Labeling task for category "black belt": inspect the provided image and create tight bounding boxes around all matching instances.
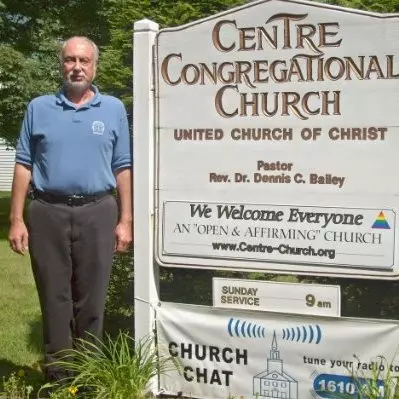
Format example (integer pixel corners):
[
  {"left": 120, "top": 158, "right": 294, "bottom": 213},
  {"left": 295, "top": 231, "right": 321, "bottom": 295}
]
[{"left": 32, "top": 189, "right": 113, "bottom": 206}]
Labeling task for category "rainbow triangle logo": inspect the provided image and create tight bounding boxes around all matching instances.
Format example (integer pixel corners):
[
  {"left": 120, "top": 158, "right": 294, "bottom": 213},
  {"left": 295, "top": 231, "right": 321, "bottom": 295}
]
[{"left": 372, "top": 211, "right": 390, "bottom": 229}]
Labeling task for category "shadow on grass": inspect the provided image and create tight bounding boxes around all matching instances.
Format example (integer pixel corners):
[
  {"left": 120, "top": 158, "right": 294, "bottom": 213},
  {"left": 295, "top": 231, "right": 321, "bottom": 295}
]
[
  {"left": 0, "top": 315, "right": 44, "bottom": 391},
  {"left": 27, "top": 314, "right": 44, "bottom": 357},
  {"left": 0, "top": 357, "right": 44, "bottom": 396}
]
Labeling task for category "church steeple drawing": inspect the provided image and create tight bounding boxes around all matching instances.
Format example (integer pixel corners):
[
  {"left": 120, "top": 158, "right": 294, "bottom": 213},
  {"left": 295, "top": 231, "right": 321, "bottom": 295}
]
[
  {"left": 253, "top": 331, "right": 298, "bottom": 398},
  {"left": 268, "top": 331, "right": 284, "bottom": 375}
]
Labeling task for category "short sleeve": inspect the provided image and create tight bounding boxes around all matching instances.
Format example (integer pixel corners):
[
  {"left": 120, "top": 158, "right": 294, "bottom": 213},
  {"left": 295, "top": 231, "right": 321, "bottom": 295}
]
[
  {"left": 15, "top": 103, "right": 34, "bottom": 166},
  {"left": 112, "top": 103, "right": 132, "bottom": 171}
]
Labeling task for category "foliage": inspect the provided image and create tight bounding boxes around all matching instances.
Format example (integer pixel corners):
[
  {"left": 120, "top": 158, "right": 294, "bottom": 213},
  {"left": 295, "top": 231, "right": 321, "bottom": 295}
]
[
  {"left": 313, "top": 354, "right": 399, "bottom": 398},
  {"left": 349, "top": 355, "right": 399, "bottom": 399},
  {"left": 298, "top": 275, "right": 399, "bottom": 319},
  {"left": 105, "top": 251, "right": 134, "bottom": 336},
  {"left": 325, "top": 0, "right": 398, "bottom": 12},
  {"left": 0, "top": 0, "right": 107, "bottom": 50},
  {"left": 0, "top": 0, "right": 107, "bottom": 146},
  {"left": 97, "top": 0, "right": 247, "bottom": 111},
  {"left": 0, "top": 44, "right": 59, "bottom": 147},
  {"left": 0, "top": 371, "right": 33, "bottom": 399},
  {"left": 0, "top": 0, "right": 251, "bottom": 143},
  {"left": 39, "top": 332, "right": 179, "bottom": 399},
  {"left": 46, "top": 385, "right": 79, "bottom": 399},
  {"left": 323, "top": 355, "right": 399, "bottom": 399}
]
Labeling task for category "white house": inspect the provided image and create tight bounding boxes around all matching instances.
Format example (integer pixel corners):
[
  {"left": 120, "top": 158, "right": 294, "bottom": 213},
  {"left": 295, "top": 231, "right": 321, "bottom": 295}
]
[{"left": 0, "top": 138, "right": 15, "bottom": 191}]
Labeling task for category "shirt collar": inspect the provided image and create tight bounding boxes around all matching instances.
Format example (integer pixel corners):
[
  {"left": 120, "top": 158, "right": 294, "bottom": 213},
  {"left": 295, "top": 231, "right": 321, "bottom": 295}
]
[{"left": 56, "top": 85, "right": 101, "bottom": 108}]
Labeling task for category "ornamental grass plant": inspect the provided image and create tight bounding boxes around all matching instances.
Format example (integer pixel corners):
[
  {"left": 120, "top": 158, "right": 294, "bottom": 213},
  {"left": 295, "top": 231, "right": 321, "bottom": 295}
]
[
  {"left": 349, "top": 355, "right": 399, "bottom": 399},
  {"left": 38, "top": 332, "right": 179, "bottom": 399},
  {"left": 324, "top": 355, "right": 399, "bottom": 399}
]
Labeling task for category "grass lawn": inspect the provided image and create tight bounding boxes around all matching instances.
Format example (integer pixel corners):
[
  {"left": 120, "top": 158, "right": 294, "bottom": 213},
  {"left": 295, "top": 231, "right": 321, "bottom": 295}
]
[{"left": 0, "top": 192, "right": 44, "bottom": 388}]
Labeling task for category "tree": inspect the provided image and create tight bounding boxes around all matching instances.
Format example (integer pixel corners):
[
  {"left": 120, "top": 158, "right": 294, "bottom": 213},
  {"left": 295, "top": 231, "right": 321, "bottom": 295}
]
[
  {"left": 0, "top": 0, "right": 107, "bottom": 145},
  {"left": 326, "top": 0, "right": 397, "bottom": 12},
  {"left": 0, "top": 45, "right": 59, "bottom": 146},
  {"left": 97, "top": 0, "right": 247, "bottom": 112}
]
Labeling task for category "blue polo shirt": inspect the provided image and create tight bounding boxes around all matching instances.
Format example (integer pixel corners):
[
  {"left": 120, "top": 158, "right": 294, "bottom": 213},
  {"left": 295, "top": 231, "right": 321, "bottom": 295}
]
[{"left": 16, "top": 86, "right": 132, "bottom": 195}]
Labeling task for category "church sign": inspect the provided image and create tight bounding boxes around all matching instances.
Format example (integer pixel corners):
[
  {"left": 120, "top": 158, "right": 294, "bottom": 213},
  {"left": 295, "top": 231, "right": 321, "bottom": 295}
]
[{"left": 154, "top": 0, "right": 399, "bottom": 278}]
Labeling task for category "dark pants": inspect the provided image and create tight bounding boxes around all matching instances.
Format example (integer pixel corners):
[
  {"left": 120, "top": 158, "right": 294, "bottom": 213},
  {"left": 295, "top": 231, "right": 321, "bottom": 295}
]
[{"left": 27, "top": 195, "right": 118, "bottom": 381}]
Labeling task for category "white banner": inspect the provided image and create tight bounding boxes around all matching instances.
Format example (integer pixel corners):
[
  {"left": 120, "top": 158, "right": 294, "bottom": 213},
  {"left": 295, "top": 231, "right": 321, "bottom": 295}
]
[{"left": 157, "top": 302, "right": 399, "bottom": 399}]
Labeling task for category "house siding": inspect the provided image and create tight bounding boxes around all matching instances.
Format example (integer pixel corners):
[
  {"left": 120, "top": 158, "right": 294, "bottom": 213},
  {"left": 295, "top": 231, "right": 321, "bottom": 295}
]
[{"left": 0, "top": 140, "right": 15, "bottom": 191}]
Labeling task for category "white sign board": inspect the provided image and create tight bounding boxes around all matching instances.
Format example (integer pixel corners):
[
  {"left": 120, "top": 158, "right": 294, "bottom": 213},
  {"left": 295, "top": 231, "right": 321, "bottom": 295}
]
[
  {"left": 157, "top": 302, "right": 399, "bottom": 399},
  {"left": 213, "top": 278, "right": 341, "bottom": 316},
  {"left": 163, "top": 202, "right": 395, "bottom": 269},
  {"left": 154, "top": 0, "right": 399, "bottom": 278}
]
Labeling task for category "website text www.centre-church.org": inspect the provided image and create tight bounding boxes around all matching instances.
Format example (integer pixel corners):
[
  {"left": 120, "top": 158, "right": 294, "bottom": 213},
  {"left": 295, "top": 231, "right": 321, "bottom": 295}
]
[{"left": 211, "top": 241, "right": 336, "bottom": 259}]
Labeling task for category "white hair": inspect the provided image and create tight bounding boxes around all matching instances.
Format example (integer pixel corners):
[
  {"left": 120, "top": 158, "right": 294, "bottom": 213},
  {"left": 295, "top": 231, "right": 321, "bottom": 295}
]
[{"left": 59, "top": 36, "right": 99, "bottom": 64}]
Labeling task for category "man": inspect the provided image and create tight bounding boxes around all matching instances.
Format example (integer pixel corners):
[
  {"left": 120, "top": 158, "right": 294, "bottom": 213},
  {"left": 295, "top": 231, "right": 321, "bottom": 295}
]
[{"left": 8, "top": 36, "right": 133, "bottom": 382}]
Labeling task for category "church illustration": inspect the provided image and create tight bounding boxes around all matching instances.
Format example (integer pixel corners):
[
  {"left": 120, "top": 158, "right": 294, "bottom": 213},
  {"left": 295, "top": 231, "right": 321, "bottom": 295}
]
[{"left": 253, "top": 331, "right": 298, "bottom": 398}]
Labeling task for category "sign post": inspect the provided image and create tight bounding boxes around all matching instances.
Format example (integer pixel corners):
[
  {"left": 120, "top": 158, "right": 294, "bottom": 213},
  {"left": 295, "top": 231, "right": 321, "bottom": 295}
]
[{"left": 133, "top": 19, "right": 160, "bottom": 345}]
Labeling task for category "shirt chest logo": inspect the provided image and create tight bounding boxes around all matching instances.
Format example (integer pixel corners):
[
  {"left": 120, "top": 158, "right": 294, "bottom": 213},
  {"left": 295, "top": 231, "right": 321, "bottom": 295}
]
[{"left": 92, "top": 121, "right": 105, "bottom": 135}]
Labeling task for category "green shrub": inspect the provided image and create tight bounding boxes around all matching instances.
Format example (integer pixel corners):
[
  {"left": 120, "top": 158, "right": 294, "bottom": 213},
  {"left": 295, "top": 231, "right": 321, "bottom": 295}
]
[{"left": 39, "top": 332, "right": 179, "bottom": 399}]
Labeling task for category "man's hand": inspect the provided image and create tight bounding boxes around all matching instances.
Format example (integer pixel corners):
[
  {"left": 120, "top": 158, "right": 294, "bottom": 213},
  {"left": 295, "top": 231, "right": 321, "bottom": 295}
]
[
  {"left": 114, "top": 220, "right": 133, "bottom": 252},
  {"left": 8, "top": 219, "right": 29, "bottom": 255}
]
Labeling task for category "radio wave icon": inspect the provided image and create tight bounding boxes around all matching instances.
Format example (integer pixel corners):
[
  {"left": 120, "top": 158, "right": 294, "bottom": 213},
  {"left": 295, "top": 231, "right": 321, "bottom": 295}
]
[
  {"left": 281, "top": 325, "right": 322, "bottom": 344},
  {"left": 227, "top": 318, "right": 266, "bottom": 338}
]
